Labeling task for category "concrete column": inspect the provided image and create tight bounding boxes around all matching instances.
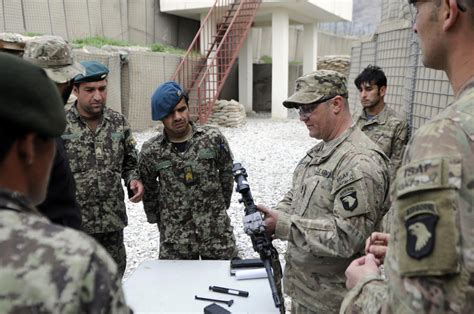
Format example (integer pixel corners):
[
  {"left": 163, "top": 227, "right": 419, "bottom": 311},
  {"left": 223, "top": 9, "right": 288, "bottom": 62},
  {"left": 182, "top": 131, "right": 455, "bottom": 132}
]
[
  {"left": 271, "top": 10, "right": 289, "bottom": 119},
  {"left": 303, "top": 23, "right": 318, "bottom": 74},
  {"left": 239, "top": 29, "right": 253, "bottom": 113}
]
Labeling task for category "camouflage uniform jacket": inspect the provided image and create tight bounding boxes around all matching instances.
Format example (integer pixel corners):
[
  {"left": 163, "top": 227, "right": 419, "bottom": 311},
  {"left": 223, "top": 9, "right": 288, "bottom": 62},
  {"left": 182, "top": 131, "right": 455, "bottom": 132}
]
[
  {"left": 340, "top": 80, "right": 474, "bottom": 313},
  {"left": 274, "top": 125, "right": 390, "bottom": 312},
  {"left": 62, "top": 104, "right": 139, "bottom": 234},
  {"left": 0, "top": 188, "right": 129, "bottom": 313},
  {"left": 354, "top": 105, "right": 409, "bottom": 182},
  {"left": 139, "top": 123, "right": 236, "bottom": 257}
]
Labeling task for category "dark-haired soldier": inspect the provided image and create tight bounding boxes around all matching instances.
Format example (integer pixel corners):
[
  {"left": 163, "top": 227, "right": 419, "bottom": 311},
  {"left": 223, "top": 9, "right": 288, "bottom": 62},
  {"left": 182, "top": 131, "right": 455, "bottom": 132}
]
[
  {"left": 354, "top": 65, "right": 409, "bottom": 183},
  {"left": 139, "top": 81, "right": 237, "bottom": 260},
  {"left": 0, "top": 52, "right": 129, "bottom": 313},
  {"left": 62, "top": 60, "right": 143, "bottom": 277}
]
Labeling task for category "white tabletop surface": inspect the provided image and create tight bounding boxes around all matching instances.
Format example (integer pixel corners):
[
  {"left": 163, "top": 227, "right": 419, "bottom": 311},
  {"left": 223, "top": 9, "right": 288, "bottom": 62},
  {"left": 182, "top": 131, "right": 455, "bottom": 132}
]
[{"left": 123, "top": 260, "right": 280, "bottom": 313}]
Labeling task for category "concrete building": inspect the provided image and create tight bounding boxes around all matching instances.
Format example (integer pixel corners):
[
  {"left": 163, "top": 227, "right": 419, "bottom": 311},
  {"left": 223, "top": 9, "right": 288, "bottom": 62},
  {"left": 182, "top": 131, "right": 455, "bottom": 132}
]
[{"left": 160, "top": 0, "right": 352, "bottom": 118}]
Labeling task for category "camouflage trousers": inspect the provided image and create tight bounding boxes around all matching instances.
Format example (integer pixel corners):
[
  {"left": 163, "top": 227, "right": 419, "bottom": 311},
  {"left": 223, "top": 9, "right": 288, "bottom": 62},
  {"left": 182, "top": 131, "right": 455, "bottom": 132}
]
[
  {"left": 91, "top": 230, "right": 126, "bottom": 277},
  {"left": 158, "top": 232, "right": 238, "bottom": 260}
]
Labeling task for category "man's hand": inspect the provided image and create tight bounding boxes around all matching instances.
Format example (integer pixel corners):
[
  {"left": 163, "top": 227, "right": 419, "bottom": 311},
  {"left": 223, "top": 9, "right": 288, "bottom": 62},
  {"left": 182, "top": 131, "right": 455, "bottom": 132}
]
[
  {"left": 129, "top": 179, "right": 144, "bottom": 203},
  {"left": 365, "top": 232, "right": 390, "bottom": 264},
  {"left": 256, "top": 204, "right": 278, "bottom": 236},
  {"left": 345, "top": 253, "right": 381, "bottom": 289}
]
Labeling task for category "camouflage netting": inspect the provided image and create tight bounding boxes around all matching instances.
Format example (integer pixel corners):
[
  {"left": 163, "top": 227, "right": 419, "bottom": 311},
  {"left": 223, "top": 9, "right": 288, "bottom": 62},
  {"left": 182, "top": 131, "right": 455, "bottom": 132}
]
[
  {"left": 317, "top": 55, "right": 351, "bottom": 78},
  {"left": 207, "top": 99, "right": 246, "bottom": 128}
]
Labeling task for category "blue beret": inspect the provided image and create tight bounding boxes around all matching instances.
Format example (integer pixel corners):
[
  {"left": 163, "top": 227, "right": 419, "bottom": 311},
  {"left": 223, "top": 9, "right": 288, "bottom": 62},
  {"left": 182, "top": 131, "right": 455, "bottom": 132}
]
[
  {"left": 74, "top": 60, "right": 109, "bottom": 83},
  {"left": 151, "top": 81, "right": 186, "bottom": 121}
]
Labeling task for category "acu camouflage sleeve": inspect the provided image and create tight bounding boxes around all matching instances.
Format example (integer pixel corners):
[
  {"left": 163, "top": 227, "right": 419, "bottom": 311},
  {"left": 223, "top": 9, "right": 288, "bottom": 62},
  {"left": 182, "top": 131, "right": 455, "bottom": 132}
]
[
  {"left": 389, "top": 119, "right": 409, "bottom": 180},
  {"left": 275, "top": 158, "right": 305, "bottom": 214},
  {"left": 340, "top": 275, "right": 387, "bottom": 313},
  {"left": 216, "top": 132, "right": 234, "bottom": 208},
  {"left": 276, "top": 153, "right": 389, "bottom": 257},
  {"left": 121, "top": 117, "right": 140, "bottom": 185},
  {"left": 138, "top": 142, "right": 159, "bottom": 224},
  {"left": 80, "top": 245, "right": 130, "bottom": 313}
]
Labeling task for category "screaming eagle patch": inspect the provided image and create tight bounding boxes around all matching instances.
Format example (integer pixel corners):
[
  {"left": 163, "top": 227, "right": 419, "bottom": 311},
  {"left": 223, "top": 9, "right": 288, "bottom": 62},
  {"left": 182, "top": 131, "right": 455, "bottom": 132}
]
[
  {"left": 340, "top": 190, "right": 358, "bottom": 211},
  {"left": 405, "top": 202, "right": 438, "bottom": 259}
]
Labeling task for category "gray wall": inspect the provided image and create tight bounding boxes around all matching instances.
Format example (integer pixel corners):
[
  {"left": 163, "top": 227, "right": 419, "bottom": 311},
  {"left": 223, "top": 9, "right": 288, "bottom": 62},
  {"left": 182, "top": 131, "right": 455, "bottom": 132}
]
[
  {"left": 252, "top": 64, "right": 303, "bottom": 112},
  {"left": 0, "top": 0, "right": 198, "bottom": 48}
]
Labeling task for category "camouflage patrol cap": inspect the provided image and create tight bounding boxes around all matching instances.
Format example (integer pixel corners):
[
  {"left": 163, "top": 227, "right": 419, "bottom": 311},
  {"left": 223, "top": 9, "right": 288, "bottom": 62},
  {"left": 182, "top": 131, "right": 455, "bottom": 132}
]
[
  {"left": 283, "top": 70, "right": 348, "bottom": 108},
  {"left": 23, "top": 35, "right": 84, "bottom": 84},
  {"left": 0, "top": 52, "right": 66, "bottom": 137}
]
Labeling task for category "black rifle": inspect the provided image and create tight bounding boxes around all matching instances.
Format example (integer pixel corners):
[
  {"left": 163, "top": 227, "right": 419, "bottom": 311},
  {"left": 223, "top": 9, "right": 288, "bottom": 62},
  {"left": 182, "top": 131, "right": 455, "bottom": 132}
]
[{"left": 232, "top": 163, "right": 283, "bottom": 309}]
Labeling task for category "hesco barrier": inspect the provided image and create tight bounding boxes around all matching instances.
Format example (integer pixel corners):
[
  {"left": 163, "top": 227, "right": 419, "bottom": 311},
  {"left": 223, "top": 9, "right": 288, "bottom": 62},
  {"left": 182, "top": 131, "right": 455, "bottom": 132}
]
[{"left": 348, "top": 20, "right": 454, "bottom": 135}]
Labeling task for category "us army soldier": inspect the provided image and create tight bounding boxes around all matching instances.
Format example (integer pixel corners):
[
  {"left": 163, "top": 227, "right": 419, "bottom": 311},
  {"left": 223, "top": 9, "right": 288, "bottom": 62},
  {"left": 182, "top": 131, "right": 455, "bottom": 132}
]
[
  {"left": 23, "top": 35, "right": 84, "bottom": 230},
  {"left": 0, "top": 52, "right": 129, "bottom": 313},
  {"left": 342, "top": 0, "right": 474, "bottom": 312},
  {"left": 257, "top": 70, "right": 390, "bottom": 313},
  {"left": 62, "top": 61, "right": 144, "bottom": 277},
  {"left": 139, "top": 81, "right": 238, "bottom": 260}
]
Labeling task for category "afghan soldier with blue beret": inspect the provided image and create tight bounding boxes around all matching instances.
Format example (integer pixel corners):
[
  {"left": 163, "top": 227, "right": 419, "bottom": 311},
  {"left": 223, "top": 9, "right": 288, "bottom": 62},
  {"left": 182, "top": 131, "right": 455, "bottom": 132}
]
[
  {"left": 62, "top": 60, "right": 144, "bottom": 277},
  {"left": 0, "top": 52, "right": 129, "bottom": 313},
  {"left": 257, "top": 70, "right": 390, "bottom": 313},
  {"left": 139, "top": 81, "right": 238, "bottom": 260},
  {"left": 342, "top": 1, "right": 474, "bottom": 312},
  {"left": 22, "top": 35, "right": 84, "bottom": 230}
]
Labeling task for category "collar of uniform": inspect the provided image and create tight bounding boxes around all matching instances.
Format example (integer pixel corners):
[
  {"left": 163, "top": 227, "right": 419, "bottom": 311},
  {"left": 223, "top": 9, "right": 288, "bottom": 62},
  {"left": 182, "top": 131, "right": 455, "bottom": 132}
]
[
  {"left": 161, "top": 121, "right": 203, "bottom": 144},
  {"left": 307, "top": 125, "right": 355, "bottom": 164},
  {"left": 456, "top": 75, "right": 474, "bottom": 100},
  {"left": 0, "top": 187, "right": 39, "bottom": 215},
  {"left": 71, "top": 101, "right": 109, "bottom": 122},
  {"left": 360, "top": 105, "right": 389, "bottom": 125}
]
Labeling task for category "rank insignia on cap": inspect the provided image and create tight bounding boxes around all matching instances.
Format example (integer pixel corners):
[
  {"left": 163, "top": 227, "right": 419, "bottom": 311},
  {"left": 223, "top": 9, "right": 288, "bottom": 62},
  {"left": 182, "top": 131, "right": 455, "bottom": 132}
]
[
  {"left": 177, "top": 90, "right": 182, "bottom": 97},
  {"left": 405, "top": 203, "right": 438, "bottom": 259},
  {"left": 340, "top": 191, "right": 358, "bottom": 211}
]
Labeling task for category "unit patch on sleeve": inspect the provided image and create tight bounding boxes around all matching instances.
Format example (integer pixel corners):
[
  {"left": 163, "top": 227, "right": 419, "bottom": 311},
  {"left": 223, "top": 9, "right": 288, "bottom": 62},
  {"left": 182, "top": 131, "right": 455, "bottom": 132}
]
[
  {"left": 405, "top": 202, "right": 438, "bottom": 259},
  {"left": 339, "top": 190, "right": 358, "bottom": 212}
]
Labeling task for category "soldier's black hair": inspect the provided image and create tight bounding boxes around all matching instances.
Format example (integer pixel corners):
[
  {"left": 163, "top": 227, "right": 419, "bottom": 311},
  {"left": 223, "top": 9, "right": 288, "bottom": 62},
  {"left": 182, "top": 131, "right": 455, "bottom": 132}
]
[
  {"left": 354, "top": 65, "right": 387, "bottom": 91},
  {"left": 0, "top": 119, "right": 28, "bottom": 163}
]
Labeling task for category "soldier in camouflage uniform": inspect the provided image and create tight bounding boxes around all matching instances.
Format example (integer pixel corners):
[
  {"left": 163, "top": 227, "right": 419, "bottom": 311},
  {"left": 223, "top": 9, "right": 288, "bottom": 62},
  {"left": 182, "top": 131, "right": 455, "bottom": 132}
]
[
  {"left": 139, "top": 81, "right": 237, "bottom": 259},
  {"left": 257, "top": 70, "right": 390, "bottom": 313},
  {"left": 0, "top": 53, "right": 129, "bottom": 313},
  {"left": 354, "top": 65, "right": 409, "bottom": 232},
  {"left": 22, "top": 35, "right": 84, "bottom": 230},
  {"left": 354, "top": 65, "right": 408, "bottom": 181},
  {"left": 342, "top": 1, "right": 474, "bottom": 312},
  {"left": 62, "top": 61, "right": 144, "bottom": 276}
]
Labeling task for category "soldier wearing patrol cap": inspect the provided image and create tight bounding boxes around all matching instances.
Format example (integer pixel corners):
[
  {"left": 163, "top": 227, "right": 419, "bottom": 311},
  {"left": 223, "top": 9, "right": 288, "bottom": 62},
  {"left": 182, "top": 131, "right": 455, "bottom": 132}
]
[
  {"left": 256, "top": 70, "right": 390, "bottom": 313},
  {"left": 342, "top": 0, "right": 474, "bottom": 312},
  {"left": 0, "top": 52, "right": 129, "bottom": 313},
  {"left": 22, "top": 35, "right": 84, "bottom": 230},
  {"left": 62, "top": 60, "right": 144, "bottom": 277},
  {"left": 139, "top": 81, "right": 238, "bottom": 260}
]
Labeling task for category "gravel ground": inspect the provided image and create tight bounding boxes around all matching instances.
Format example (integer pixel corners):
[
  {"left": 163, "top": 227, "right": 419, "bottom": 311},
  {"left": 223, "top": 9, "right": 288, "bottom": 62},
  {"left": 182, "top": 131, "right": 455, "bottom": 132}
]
[{"left": 123, "top": 113, "right": 318, "bottom": 309}]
